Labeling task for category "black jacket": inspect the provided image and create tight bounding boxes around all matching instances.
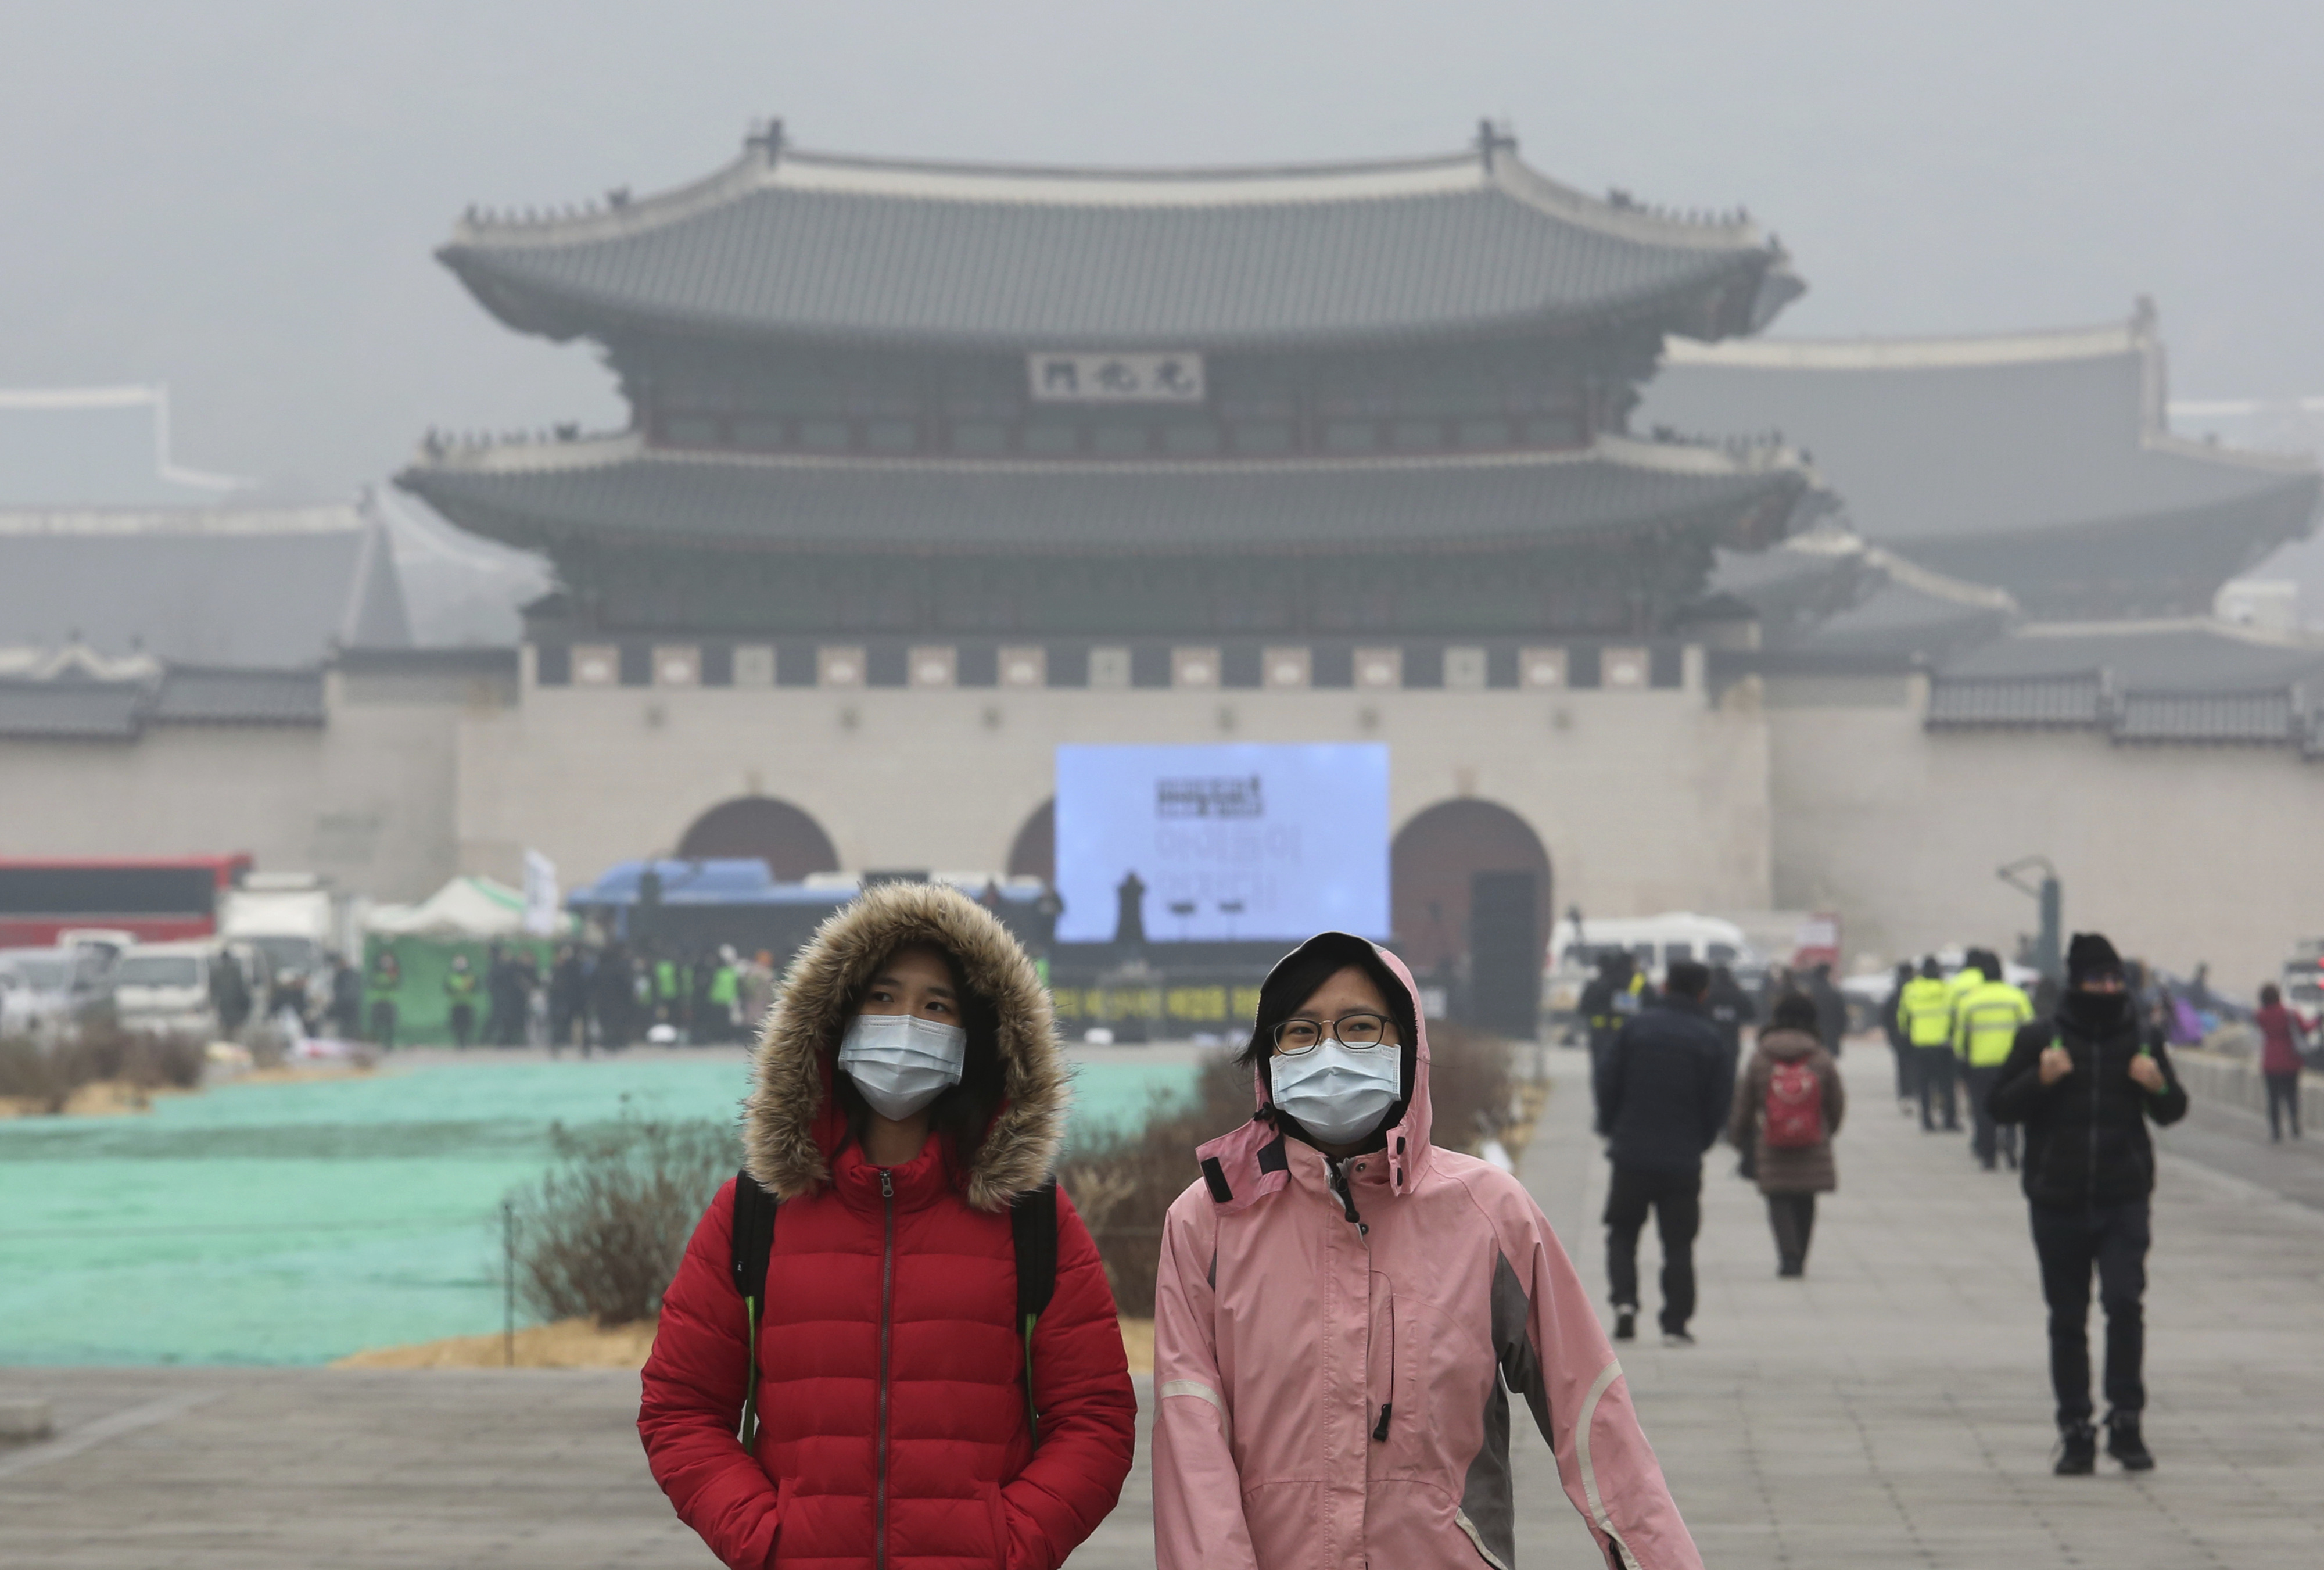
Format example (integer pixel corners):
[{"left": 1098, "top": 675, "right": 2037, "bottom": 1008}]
[
  {"left": 1703, "top": 973, "right": 1756, "bottom": 1064},
  {"left": 1597, "top": 997, "right": 1733, "bottom": 1175},
  {"left": 1989, "top": 1000, "right": 2189, "bottom": 1208}
]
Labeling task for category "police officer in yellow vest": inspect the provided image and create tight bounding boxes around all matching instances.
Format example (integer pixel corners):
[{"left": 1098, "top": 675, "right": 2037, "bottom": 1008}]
[
  {"left": 1954, "top": 948, "right": 2034, "bottom": 1170},
  {"left": 1899, "top": 956, "right": 1960, "bottom": 1132},
  {"left": 1581, "top": 949, "right": 1652, "bottom": 1114}
]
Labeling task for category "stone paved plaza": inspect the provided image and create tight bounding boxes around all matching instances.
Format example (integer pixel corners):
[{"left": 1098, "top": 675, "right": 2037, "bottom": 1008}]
[{"left": 3, "top": 1041, "right": 2321, "bottom": 1568}]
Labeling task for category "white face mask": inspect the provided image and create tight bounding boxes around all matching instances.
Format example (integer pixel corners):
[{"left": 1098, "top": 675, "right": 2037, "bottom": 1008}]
[
  {"left": 1270, "top": 1040, "right": 1402, "bottom": 1145},
  {"left": 838, "top": 1012, "right": 968, "bottom": 1121}
]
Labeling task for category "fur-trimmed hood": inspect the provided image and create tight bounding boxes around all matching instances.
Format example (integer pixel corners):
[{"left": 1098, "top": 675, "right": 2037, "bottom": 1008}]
[{"left": 743, "top": 881, "right": 1066, "bottom": 1212}]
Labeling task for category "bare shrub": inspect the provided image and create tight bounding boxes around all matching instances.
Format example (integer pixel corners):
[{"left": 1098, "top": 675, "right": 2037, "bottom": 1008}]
[
  {"left": 0, "top": 1038, "right": 67, "bottom": 1107},
  {"left": 1065, "top": 1026, "right": 1518, "bottom": 1315},
  {"left": 511, "top": 1117, "right": 743, "bottom": 1326},
  {"left": 1424, "top": 1023, "right": 1516, "bottom": 1149},
  {"left": 0, "top": 1027, "right": 206, "bottom": 1113}
]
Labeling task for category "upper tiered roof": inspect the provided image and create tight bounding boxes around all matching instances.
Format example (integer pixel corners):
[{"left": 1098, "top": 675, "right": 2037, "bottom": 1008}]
[{"left": 439, "top": 123, "right": 1799, "bottom": 351}]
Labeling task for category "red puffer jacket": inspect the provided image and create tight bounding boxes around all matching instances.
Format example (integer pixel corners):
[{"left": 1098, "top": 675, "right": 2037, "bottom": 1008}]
[{"left": 639, "top": 884, "right": 1136, "bottom": 1570}]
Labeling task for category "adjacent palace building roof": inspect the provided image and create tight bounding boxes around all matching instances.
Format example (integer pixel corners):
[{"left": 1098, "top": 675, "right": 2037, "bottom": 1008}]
[{"left": 1642, "top": 306, "right": 2321, "bottom": 618}]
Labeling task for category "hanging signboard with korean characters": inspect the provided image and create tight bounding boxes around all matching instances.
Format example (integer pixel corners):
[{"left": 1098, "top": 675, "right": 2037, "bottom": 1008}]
[{"left": 1027, "top": 352, "right": 1205, "bottom": 404}]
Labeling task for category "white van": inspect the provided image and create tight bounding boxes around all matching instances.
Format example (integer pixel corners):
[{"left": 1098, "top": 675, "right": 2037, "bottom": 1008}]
[
  {"left": 112, "top": 942, "right": 224, "bottom": 1039},
  {"left": 1544, "top": 913, "right": 1763, "bottom": 1019}
]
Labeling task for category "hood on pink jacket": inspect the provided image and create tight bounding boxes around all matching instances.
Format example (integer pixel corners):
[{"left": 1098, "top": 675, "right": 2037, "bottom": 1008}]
[
  {"left": 1153, "top": 934, "right": 1703, "bottom": 1570},
  {"left": 1197, "top": 930, "right": 1437, "bottom": 1216}
]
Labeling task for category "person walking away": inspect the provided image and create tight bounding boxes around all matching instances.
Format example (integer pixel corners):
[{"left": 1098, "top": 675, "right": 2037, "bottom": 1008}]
[
  {"left": 1580, "top": 948, "right": 1649, "bottom": 1099},
  {"left": 365, "top": 949, "right": 401, "bottom": 1050},
  {"left": 593, "top": 943, "right": 636, "bottom": 1049},
  {"left": 1728, "top": 992, "right": 1845, "bottom": 1276},
  {"left": 444, "top": 954, "right": 480, "bottom": 1048},
  {"left": 548, "top": 945, "right": 586, "bottom": 1056},
  {"left": 2255, "top": 983, "right": 2307, "bottom": 1140},
  {"left": 1152, "top": 931, "right": 1708, "bottom": 1570},
  {"left": 1705, "top": 963, "right": 1756, "bottom": 1081},
  {"left": 706, "top": 946, "right": 742, "bottom": 1044},
  {"left": 1881, "top": 960, "right": 1917, "bottom": 1113},
  {"left": 639, "top": 882, "right": 1134, "bottom": 1569},
  {"left": 325, "top": 954, "right": 362, "bottom": 1040},
  {"left": 1954, "top": 952, "right": 2033, "bottom": 1169},
  {"left": 1900, "top": 958, "right": 1959, "bottom": 1131},
  {"left": 738, "top": 949, "right": 778, "bottom": 1041},
  {"left": 1805, "top": 962, "right": 1848, "bottom": 1058},
  {"left": 1990, "top": 932, "right": 2188, "bottom": 1475},
  {"left": 1597, "top": 960, "right": 1731, "bottom": 1346}
]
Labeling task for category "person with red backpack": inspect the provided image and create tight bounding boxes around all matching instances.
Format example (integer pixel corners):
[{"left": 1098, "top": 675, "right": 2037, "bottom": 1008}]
[
  {"left": 637, "top": 882, "right": 1136, "bottom": 1569},
  {"left": 1728, "top": 991, "right": 1846, "bottom": 1277}
]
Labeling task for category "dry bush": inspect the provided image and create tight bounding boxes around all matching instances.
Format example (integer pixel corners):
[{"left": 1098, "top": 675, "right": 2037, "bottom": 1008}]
[
  {"left": 1423, "top": 1023, "right": 1517, "bottom": 1149},
  {"left": 511, "top": 1117, "right": 743, "bottom": 1327},
  {"left": 1064, "top": 1026, "right": 1518, "bottom": 1315},
  {"left": 0, "top": 1038, "right": 64, "bottom": 1105},
  {"left": 0, "top": 1027, "right": 206, "bottom": 1112}
]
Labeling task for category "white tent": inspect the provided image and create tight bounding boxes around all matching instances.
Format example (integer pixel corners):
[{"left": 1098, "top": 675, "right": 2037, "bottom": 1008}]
[{"left": 364, "top": 875, "right": 548, "bottom": 939}]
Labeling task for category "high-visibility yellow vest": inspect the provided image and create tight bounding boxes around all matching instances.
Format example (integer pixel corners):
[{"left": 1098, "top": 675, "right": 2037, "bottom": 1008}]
[
  {"left": 1953, "top": 978, "right": 2032, "bottom": 1067},
  {"left": 1899, "top": 976, "right": 1955, "bottom": 1047}
]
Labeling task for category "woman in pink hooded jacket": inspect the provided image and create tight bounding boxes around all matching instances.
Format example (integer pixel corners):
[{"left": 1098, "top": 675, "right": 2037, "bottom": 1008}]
[{"left": 1153, "top": 933, "right": 1703, "bottom": 1570}]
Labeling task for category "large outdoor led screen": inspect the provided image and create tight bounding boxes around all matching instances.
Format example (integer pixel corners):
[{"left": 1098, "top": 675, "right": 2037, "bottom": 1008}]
[{"left": 1053, "top": 743, "right": 1390, "bottom": 943}]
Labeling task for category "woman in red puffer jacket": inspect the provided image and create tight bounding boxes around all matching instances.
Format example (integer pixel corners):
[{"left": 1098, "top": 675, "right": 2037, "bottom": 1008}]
[{"left": 639, "top": 883, "right": 1136, "bottom": 1569}]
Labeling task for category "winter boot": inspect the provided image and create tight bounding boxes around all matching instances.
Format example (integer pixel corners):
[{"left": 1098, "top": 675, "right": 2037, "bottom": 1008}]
[
  {"left": 2105, "top": 1413, "right": 2154, "bottom": 1471},
  {"left": 2054, "top": 1422, "right": 2097, "bottom": 1475}
]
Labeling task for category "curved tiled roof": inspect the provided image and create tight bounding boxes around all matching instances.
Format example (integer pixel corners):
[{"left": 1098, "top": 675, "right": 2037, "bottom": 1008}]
[
  {"left": 439, "top": 134, "right": 1797, "bottom": 350},
  {"left": 1925, "top": 623, "right": 2324, "bottom": 750},
  {"left": 396, "top": 434, "right": 1808, "bottom": 557}
]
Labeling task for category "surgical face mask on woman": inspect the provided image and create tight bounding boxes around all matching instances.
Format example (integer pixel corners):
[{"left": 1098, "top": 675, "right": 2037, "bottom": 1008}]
[
  {"left": 1269, "top": 1035, "right": 1402, "bottom": 1145},
  {"left": 838, "top": 1011, "right": 968, "bottom": 1121}
]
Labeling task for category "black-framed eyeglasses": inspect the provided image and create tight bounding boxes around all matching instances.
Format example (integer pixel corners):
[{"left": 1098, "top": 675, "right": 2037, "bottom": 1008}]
[{"left": 1272, "top": 1012, "right": 1395, "bottom": 1056}]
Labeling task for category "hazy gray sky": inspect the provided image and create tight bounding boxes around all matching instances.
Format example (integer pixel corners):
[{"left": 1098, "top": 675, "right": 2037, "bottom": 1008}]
[{"left": 3, "top": 0, "right": 2319, "bottom": 497}]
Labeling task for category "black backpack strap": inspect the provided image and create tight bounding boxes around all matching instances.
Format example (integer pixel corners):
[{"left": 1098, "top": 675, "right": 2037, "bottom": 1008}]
[
  {"left": 1009, "top": 1177, "right": 1061, "bottom": 1442},
  {"left": 729, "top": 1170, "right": 778, "bottom": 1448}
]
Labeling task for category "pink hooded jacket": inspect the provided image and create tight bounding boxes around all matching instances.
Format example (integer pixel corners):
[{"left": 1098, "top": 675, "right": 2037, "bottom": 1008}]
[{"left": 1152, "top": 935, "right": 1703, "bottom": 1570}]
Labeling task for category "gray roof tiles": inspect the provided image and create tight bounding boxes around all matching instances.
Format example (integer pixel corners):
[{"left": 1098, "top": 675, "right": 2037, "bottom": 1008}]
[
  {"left": 442, "top": 145, "right": 1793, "bottom": 349},
  {"left": 1925, "top": 622, "right": 2324, "bottom": 750},
  {"left": 1640, "top": 321, "right": 2319, "bottom": 545},
  {"left": 397, "top": 438, "right": 1809, "bottom": 556},
  {"left": 0, "top": 666, "right": 325, "bottom": 740},
  {"left": 0, "top": 507, "right": 411, "bottom": 668}
]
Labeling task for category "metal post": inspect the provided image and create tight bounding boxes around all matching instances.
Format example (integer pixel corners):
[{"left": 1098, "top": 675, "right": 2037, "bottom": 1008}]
[
  {"left": 1997, "top": 857, "right": 2064, "bottom": 984},
  {"left": 2036, "top": 876, "right": 2063, "bottom": 983},
  {"left": 502, "top": 1199, "right": 516, "bottom": 1368}
]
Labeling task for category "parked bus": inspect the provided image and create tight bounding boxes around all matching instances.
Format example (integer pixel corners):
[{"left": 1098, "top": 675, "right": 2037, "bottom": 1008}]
[{"left": 0, "top": 856, "right": 253, "bottom": 948}]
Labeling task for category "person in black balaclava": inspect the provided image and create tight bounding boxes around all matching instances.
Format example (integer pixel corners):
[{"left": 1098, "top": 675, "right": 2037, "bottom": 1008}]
[{"left": 1990, "top": 932, "right": 2188, "bottom": 1478}]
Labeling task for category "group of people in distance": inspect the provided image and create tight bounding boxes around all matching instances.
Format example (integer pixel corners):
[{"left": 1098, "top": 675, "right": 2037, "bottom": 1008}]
[
  {"left": 1588, "top": 933, "right": 2189, "bottom": 1481},
  {"left": 634, "top": 887, "right": 2200, "bottom": 1570}
]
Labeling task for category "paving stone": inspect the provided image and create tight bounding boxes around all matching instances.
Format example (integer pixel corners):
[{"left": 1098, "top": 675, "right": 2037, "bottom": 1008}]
[{"left": 3, "top": 1040, "right": 2321, "bottom": 1568}]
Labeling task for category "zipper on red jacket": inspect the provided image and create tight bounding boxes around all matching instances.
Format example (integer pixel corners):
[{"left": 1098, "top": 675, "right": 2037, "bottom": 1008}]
[{"left": 877, "top": 1169, "right": 895, "bottom": 1570}]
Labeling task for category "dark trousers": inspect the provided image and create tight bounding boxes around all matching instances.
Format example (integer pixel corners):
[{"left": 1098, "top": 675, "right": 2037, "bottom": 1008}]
[
  {"left": 1605, "top": 1164, "right": 1701, "bottom": 1332},
  {"left": 1766, "top": 1192, "right": 1817, "bottom": 1271},
  {"left": 2266, "top": 1071, "right": 2302, "bottom": 1139},
  {"left": 449, "top": 1002, "right": 475, "bottom": 1049},
  {"left": 1890, "top": 1038, "right": 1917, "bottom": 1101},
  {"left": 2029, "top": 1199, "right": 2150, "bottom": 1427},
  {"left": 1965, "top": 1064, "right": 2018, "bottom": 1167},
  {"left": 366, "top": 999, "right": 397, "bottom": 1051},
  {"left": 1917, "top": 1047, "right": 1959, "bottom": 1130}
]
